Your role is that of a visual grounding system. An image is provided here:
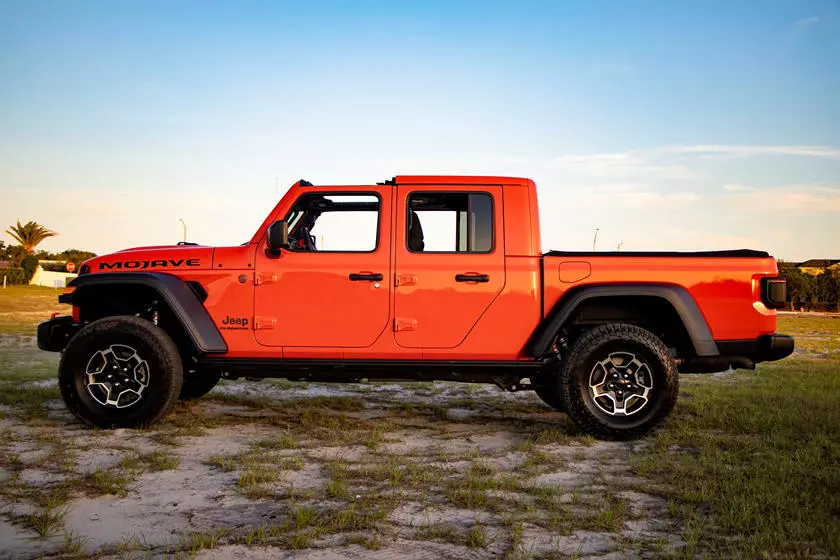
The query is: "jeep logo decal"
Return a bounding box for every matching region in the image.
[220,316,249,330]
[98,259,201,270]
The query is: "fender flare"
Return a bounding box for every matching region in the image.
[63,273,228,354]
[527,283,718,358]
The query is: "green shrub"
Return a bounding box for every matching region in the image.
[0,267,29,285]
[21,255,39,281]
[41,262,69,272]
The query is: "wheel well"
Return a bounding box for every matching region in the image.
[73,284,197,360]
[558,296,695,358]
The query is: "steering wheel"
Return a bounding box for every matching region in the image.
[290,227,317,251]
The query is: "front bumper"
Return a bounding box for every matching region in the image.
[37,316,80,352]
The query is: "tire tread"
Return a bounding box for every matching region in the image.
[559,323,679,441]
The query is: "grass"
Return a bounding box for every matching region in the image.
[25,505,67,538]
[415,520,492,549]
[0,285,69,336]
[630,316,840,557]
[347,534,383,550]
[1,287,838,557]
[86,467,130,497]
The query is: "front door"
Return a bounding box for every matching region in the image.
[394,186,506,349]
[253,187,392,347]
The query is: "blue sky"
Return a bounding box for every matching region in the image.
[1,0,839,260]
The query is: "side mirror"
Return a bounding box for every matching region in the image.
[266,220,289,255]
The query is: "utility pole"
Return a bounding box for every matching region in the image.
[178,218,187,242]
[593,228,599,251]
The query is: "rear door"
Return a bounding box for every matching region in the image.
[393,186,506,349]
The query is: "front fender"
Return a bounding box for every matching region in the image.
[62,273,228,354]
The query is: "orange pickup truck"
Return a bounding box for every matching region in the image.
[38,175,793,439]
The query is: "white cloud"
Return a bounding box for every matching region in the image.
[531,145,840,258]
[722,183,756,192]
[794,16,820,30]
[660,144,840,159]
[549,151,697,180]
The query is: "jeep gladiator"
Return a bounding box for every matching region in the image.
[38,175,794,439]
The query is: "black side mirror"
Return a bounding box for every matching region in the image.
[266,220,289,255]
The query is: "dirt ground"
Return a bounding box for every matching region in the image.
[0,329,686,559]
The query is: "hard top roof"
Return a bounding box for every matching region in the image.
[390,175,534,186]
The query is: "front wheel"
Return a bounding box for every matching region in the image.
[559,323,678,441]
[59,316,183,429]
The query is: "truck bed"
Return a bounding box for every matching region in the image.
[540,251,779,341]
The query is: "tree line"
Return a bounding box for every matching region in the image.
[778,262,840,312]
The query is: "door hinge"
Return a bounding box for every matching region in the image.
[393,318,417,331]
[395,273,417,287]
[254,317,277,330]
[255,273,277,286]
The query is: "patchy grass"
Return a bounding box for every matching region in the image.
[25,506,67,538]
[85,467,130,497]
[631,316,840,557]
[464,521,491,548]
[3,287,837,558]
[415,521,460,544]
[347,533,383,550]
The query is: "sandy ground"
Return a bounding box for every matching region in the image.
[0,333,685,559]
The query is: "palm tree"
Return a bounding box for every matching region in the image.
[5,220,57,254]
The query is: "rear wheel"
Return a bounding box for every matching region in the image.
[559,323,678,440]
[59,316,183,429]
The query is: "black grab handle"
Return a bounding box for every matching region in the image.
[349,273,383,282]
[455,274,490,283]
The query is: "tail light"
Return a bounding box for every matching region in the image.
[761,277,787,309]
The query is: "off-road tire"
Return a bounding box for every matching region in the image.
[179,370,221,400]
[59,316,183,429]
[558,323,678,441]
[534,381,566,412]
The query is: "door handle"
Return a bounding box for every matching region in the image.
[349,273,383,282]
[455,274,490,283]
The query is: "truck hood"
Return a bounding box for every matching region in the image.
[83,245,215,274]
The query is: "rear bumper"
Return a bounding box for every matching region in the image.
[716,334,795,364]
[755,334,795,362]
[37,316,80,352]
[679,334,795,373]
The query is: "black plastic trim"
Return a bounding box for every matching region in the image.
[544,249,770,258]
[199,357,549,389]
[527,283,718,357]
[716,334,794,363]
[37,316,79,352]
[65,273,228,354]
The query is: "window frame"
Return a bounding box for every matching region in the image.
[283,191,383,254]
[405,191,495,255]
